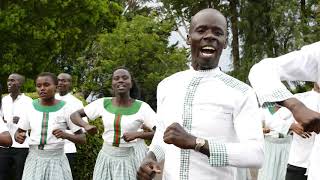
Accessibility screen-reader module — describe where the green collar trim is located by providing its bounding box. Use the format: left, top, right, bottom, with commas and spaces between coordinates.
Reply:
33, 99, 66, 112
103, 98, 142, 115
267, 106, 276, 115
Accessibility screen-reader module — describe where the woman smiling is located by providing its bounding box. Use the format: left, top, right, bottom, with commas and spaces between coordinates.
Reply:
71, 67, 156, 180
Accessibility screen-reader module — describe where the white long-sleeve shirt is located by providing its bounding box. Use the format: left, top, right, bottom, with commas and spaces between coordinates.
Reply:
1, 94, 32, 148
249, 41, 320, 106
248, 41, 320, 180
149, 68, 264, 180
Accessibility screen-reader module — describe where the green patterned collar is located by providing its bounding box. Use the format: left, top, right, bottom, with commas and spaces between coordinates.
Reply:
103, 98, 142, 115
33, 99, 66, 112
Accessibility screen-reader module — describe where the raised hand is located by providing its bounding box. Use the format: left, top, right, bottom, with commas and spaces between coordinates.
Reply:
163, 122, 196, 149
290, 123, 312, 138
137, 156, 161, 180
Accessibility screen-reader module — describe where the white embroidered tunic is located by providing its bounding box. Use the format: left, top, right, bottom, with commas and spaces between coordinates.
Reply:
149, 68, 264, 180
1, 94, 32, 148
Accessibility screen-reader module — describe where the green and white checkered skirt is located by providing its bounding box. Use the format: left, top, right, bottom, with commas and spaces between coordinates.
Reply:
22, 146, 72, 180
134, 139, 148, 167
236, 168, 252, 180
258, 135, 292, 180
93, 143, 137, 180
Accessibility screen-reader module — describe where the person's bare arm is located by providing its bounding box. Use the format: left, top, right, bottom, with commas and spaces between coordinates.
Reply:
52, 129, 86, 144
279, 98, 320, 133
123, 126, 156, 142
70, 109, 97, 135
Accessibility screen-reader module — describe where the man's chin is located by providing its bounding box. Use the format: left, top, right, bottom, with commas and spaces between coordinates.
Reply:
198, 60, 218, 70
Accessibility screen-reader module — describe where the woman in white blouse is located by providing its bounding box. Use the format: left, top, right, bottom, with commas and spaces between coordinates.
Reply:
71, 67, 156, 180
15, 72, 86, 180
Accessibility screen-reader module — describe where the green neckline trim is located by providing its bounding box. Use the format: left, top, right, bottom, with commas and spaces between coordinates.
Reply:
103, 98, 142, 115
267, 106, 276, 115
33, 99, 66, 112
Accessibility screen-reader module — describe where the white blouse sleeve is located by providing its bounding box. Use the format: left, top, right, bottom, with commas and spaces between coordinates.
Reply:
249, 41, 320, 106
141, 102, 156, 129
84, 98, 104, 121
64, 105, 82, 133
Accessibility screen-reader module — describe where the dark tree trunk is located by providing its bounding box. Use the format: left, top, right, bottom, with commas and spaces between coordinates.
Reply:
229, 0, 240, 70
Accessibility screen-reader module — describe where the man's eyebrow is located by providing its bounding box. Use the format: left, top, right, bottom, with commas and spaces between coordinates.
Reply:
194, 25, 207, 29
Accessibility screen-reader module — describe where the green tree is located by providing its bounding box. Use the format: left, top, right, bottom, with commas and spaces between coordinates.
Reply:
0, 0, 122, 89
77, 14, 188, 108
233, 0, 320, 82
159, 0, 320, 83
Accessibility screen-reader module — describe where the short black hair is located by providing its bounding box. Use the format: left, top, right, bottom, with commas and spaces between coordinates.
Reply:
36, 72, 58, 85
112, 66, 141, 99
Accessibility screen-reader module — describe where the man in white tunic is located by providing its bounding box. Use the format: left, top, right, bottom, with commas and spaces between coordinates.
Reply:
137, 8, 264, 180
248, 41, 320, 180
0, 74, 32, 180
55, 73, 86, 175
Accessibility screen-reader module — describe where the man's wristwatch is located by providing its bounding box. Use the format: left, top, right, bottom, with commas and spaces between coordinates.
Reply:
194, 137, 206, 151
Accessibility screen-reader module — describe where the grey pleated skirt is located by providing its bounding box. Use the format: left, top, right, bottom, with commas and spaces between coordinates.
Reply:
133, 139, 148, 167
22, 146, 72, 180
236, 168, 252, 180
93, 143, 137, 180
258, 135, 292, 180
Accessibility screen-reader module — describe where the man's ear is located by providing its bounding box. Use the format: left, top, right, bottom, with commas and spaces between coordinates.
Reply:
187, 34, 191, 45
223, 39, 227, 49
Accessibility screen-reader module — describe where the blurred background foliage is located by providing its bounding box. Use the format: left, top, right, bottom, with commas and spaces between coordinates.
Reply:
1, 0, 320, 179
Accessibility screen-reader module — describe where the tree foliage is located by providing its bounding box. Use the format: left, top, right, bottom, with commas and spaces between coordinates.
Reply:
1, 0, 320, 178
76, 14, 188, 108
159, 0, 320, 82
233, 0, 320, 81
0, 0, 122, 87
